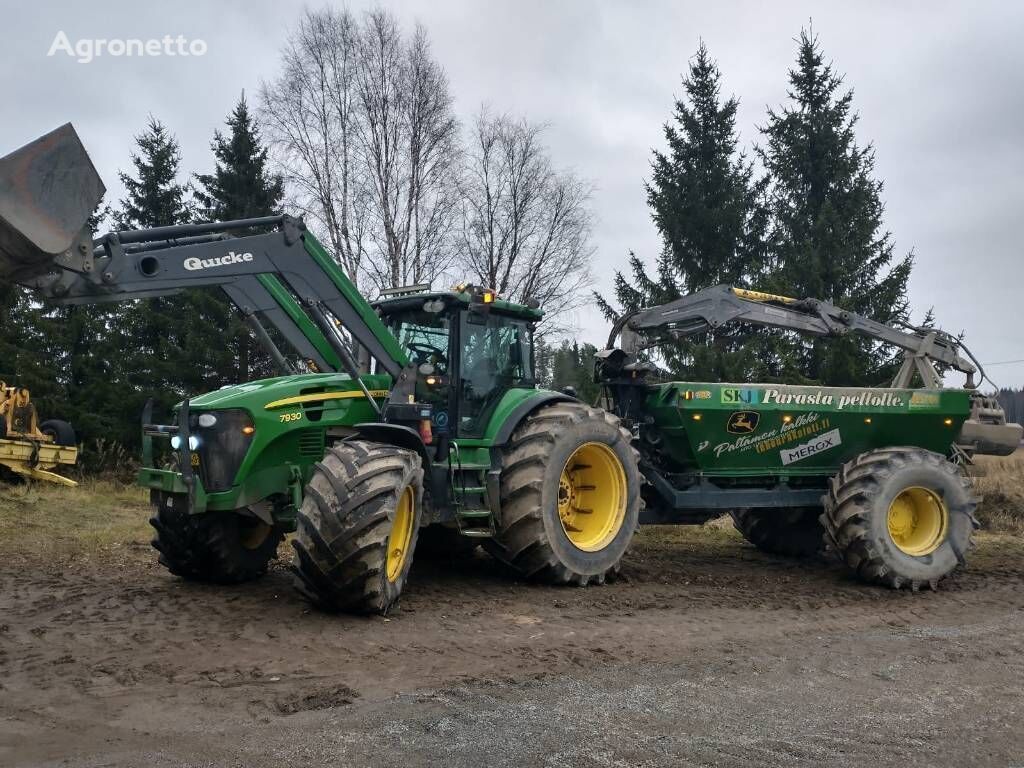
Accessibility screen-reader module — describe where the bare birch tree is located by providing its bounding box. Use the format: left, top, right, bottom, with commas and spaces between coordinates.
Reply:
456, 110, 594, 330
260, 8, 460, 294
356, 12, 460, 292
259, 8, 368, 284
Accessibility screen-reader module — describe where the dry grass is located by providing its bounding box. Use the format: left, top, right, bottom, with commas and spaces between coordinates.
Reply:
1, 448, 1021, 572
0, 478, 153, 569
974, 450, 1024, 534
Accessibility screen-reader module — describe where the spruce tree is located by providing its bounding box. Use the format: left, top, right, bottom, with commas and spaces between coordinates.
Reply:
596, 43, 767, 380
548, 341, 601, 403
757, 30, 912, 386
116, 117, 192, 229
195, 94, 285, 380
194, 93, 284, 222
3, 196, 134, 453
115, 118, 238, 429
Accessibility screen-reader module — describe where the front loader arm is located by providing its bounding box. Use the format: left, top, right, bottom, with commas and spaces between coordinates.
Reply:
609, 285, 978, 389
25, 216, 410, 380
0, 124, 409, 383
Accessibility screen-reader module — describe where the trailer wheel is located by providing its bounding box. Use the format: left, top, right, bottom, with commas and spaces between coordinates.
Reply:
292, 441, 423, 614
486, 402, 641, 585
730, 506, 824, 558
821, 447, 979, 590
39, 419, 75, 446
149, 493, 284, 584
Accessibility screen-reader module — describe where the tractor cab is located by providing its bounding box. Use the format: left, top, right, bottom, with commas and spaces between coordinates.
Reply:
374, 285, 542, 440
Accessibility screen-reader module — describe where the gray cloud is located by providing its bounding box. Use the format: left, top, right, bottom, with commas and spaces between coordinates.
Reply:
4, 0, 1022, 384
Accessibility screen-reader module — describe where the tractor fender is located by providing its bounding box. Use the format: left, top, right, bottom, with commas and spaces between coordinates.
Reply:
349, 422, 447, 503
351, 422, 431, 465
489, 392, 577, 447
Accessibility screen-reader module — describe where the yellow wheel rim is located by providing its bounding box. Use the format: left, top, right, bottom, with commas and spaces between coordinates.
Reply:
887, 486, 948, 556
386, 486, 415, 581
239, 519, 272, 550
558, 442, 627, 552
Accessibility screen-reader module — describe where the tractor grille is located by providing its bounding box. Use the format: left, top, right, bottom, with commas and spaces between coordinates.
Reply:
192, 410, 254, 492
298, 429, 325, 458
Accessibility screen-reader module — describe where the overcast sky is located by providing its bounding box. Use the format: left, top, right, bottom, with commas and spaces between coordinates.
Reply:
5, 1, 1023, 385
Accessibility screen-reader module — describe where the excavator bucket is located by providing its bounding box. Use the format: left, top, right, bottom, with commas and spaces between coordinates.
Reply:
0, 123, 104, 282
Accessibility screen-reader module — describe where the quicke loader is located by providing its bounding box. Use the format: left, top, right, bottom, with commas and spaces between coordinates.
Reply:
1, 124, 1019, 612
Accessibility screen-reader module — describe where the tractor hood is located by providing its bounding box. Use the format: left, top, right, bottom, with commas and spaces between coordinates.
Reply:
182, 372, 392, 411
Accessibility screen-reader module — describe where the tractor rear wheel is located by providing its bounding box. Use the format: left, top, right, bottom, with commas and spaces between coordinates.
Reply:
730, 507, 824, 558
822, 447, 979, 590
292, 441, 423, 614
485, 402, 641, 585
149, 492, 284, 584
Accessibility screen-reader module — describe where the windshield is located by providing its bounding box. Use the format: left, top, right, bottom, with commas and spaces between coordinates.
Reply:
386, 310, 450, 374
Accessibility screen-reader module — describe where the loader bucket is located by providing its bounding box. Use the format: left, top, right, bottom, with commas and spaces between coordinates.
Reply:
0, 123, 104, 282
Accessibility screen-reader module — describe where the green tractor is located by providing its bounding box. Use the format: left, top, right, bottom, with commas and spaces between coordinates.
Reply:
2, 125, 1020, 611
0, 125, 641, 613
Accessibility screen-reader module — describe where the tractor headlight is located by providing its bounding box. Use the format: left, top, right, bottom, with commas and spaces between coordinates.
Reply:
170, 434, 200, 451
188, 410, 255, 492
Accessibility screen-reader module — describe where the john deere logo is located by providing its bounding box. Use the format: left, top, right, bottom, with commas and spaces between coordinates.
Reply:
721, 388, 760, 405
727, 410, 760, 434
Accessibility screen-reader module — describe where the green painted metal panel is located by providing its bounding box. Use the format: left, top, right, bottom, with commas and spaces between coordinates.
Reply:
301, 234, 410, 367
645, 382, 971, 476
255, 273, 342, 370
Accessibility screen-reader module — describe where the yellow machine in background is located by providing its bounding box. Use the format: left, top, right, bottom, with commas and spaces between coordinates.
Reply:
0, 382, 77, 486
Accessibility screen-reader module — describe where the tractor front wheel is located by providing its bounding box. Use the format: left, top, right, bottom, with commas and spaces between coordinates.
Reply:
149, 493, 284, 584
486, 402, 641, 585
730, 506, 825, 558
292, 441, 423, 614
822, 447, 979, 590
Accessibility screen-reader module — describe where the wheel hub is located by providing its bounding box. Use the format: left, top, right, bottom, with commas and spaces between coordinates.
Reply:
887, 486, 948, 556
386, 486, 415, 581
557, 442, 627, 552
239, 517, 272, 550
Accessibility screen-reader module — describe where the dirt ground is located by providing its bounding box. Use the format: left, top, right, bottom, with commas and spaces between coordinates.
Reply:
2, 517, 1024, 767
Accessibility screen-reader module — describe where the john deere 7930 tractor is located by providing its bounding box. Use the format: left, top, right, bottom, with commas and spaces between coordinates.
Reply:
1, 124, 1019, 611
0, 125, 641, 613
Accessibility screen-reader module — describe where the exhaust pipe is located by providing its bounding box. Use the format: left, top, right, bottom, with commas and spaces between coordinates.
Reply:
0, 124, 104, 282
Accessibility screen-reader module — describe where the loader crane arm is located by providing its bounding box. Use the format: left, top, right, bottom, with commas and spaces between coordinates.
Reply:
0, 124, 412, 390
0, 124, 428, 493
607, 285, 980, 389
24, 215, 411, 382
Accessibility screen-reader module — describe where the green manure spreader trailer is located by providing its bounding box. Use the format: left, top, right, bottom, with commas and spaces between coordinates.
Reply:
1, 124, 1019, 614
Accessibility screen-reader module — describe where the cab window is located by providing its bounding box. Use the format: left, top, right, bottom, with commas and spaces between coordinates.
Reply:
388, 311, 450, 375
458, 312, 534, 437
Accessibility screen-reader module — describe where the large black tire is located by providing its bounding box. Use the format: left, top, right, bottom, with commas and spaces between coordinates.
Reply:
822, 447, 979, 590
292, 441, 423, 614
730, 507, 825, 558
485, 402, 641, 585
149, 492, 284, 584
39, 419, 75, 446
